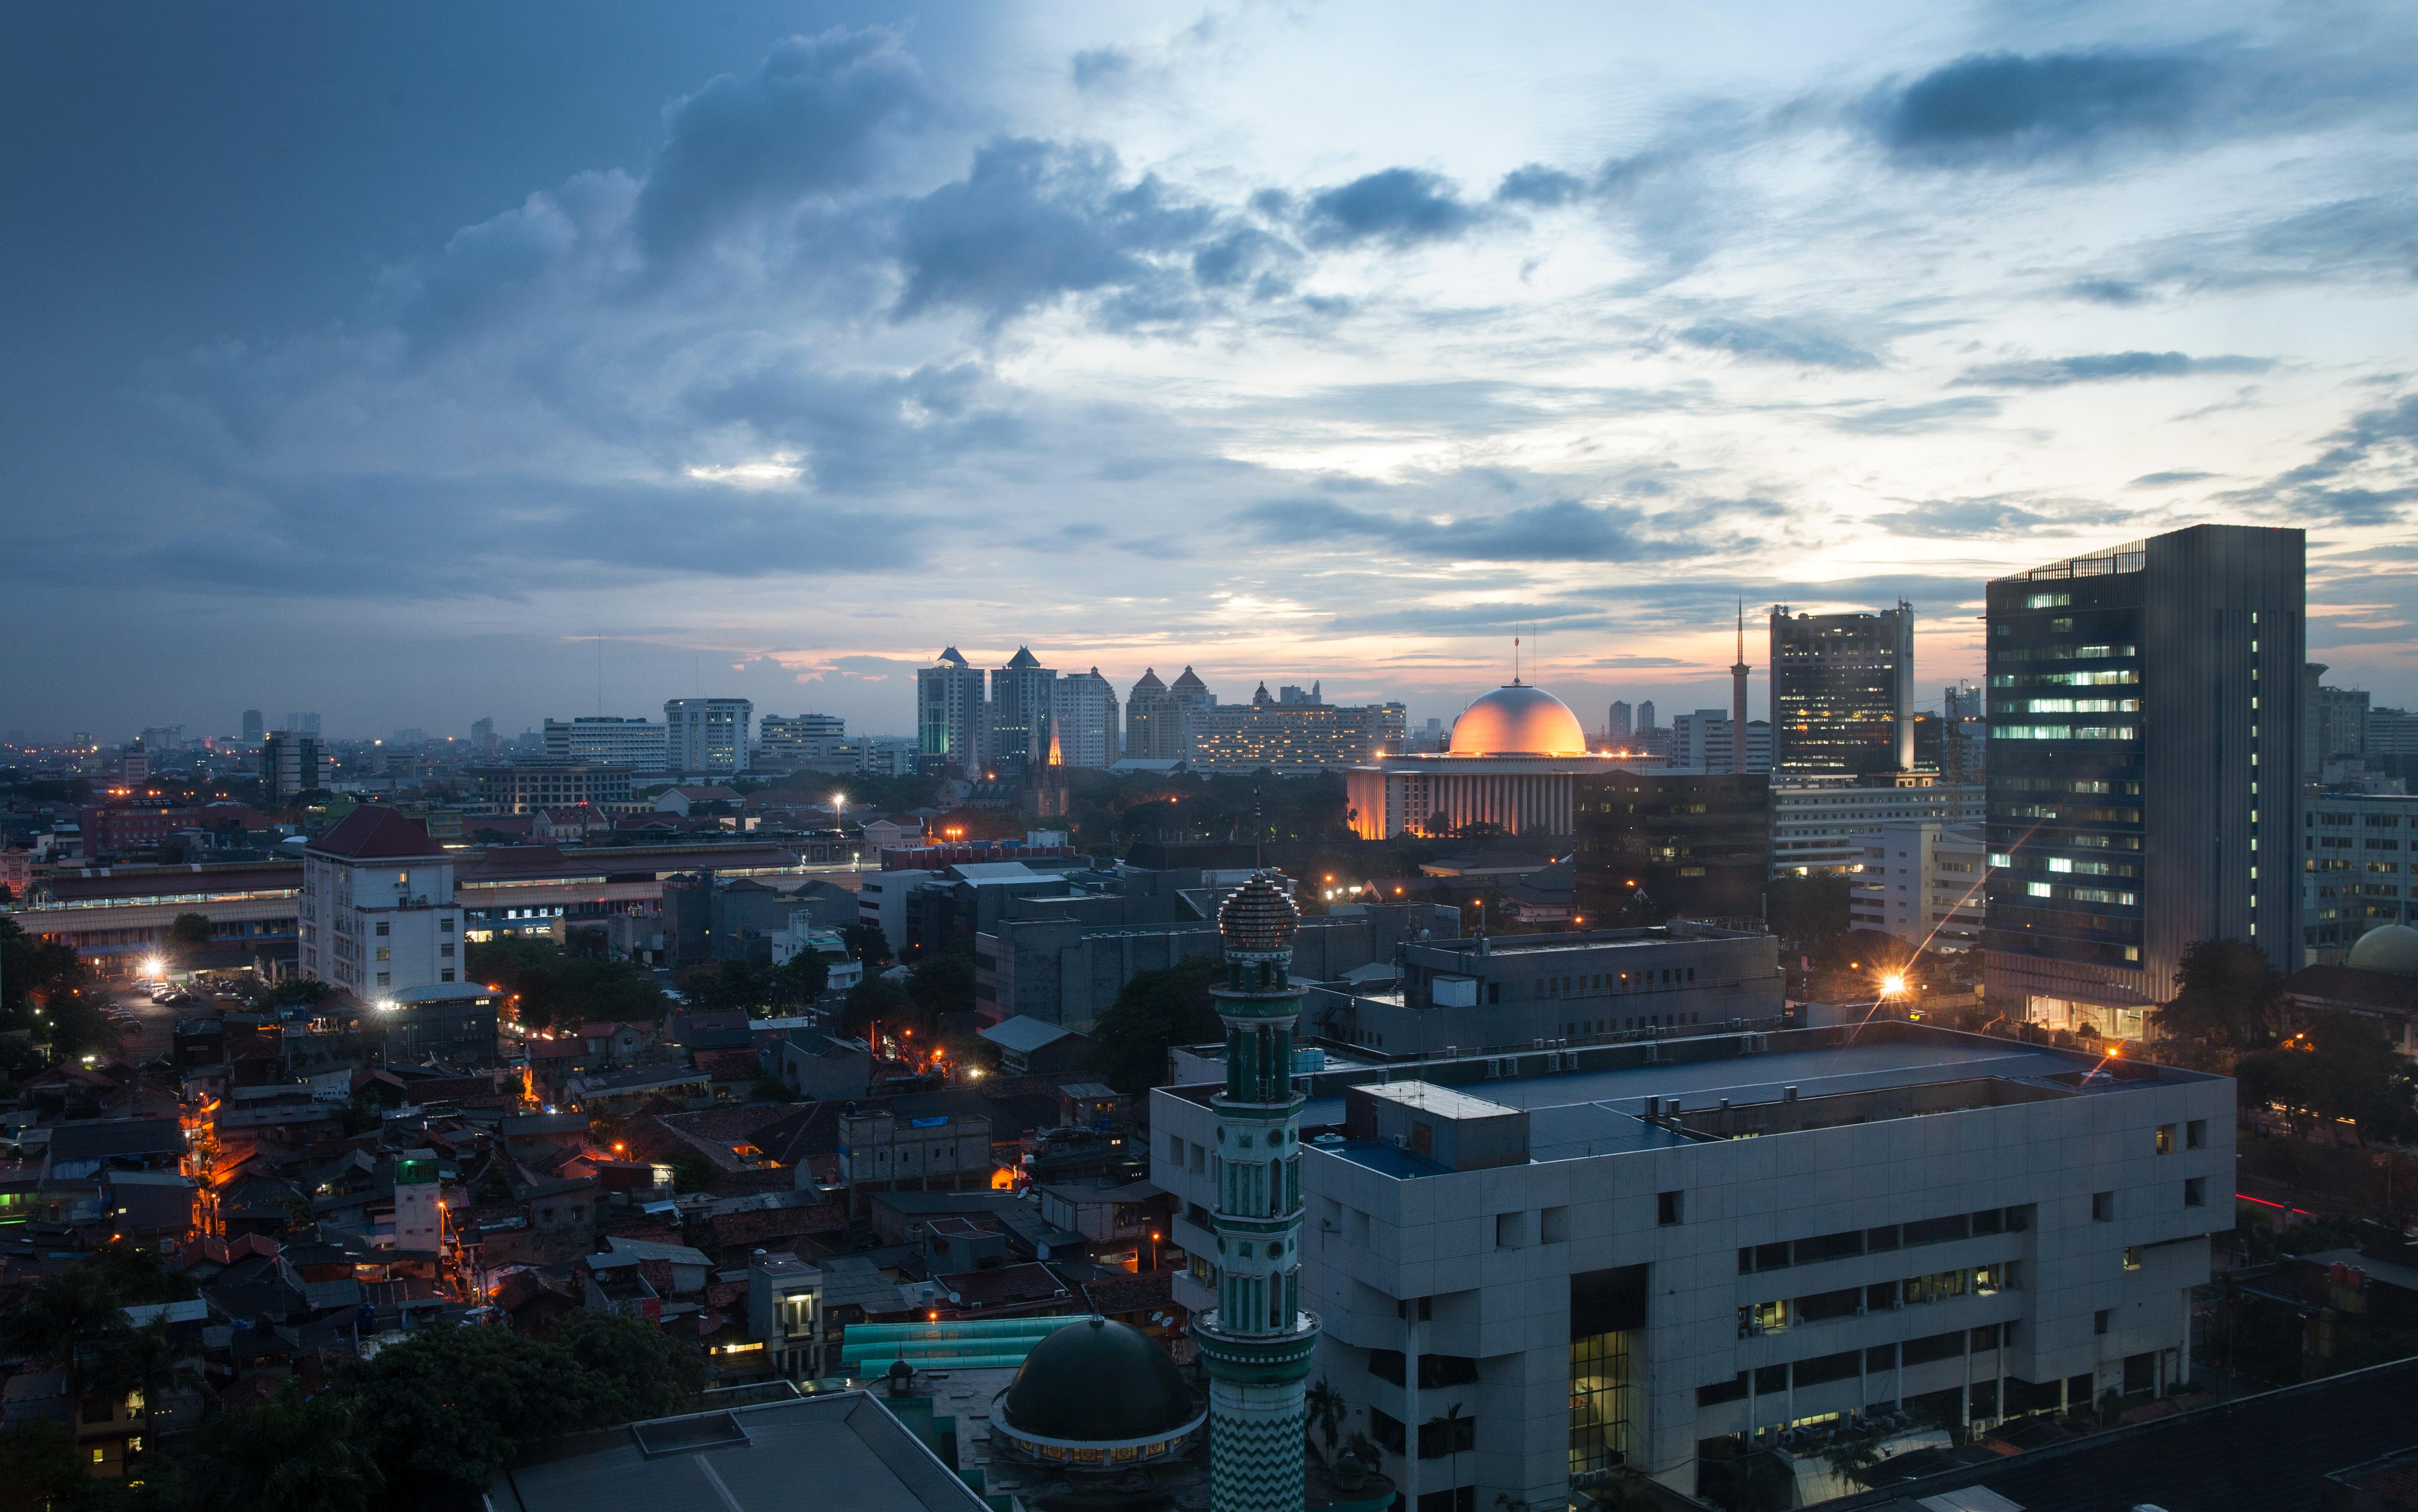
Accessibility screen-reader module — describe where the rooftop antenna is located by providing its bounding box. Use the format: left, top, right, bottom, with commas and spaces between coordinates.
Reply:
1513, 629, 1522, 686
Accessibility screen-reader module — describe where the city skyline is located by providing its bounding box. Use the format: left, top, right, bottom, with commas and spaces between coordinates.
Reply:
5, 3, 2417, 736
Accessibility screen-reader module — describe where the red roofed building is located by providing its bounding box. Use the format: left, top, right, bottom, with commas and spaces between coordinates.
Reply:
300, 807, 465, 996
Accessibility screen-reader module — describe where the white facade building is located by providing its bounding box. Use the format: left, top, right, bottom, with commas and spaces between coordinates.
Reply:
1851, 821, 1989, 951
1049, 668, 1122, 768
758, 713, 847, 768
1152, 1025, 2230, 1508
1770, 780, 1986, 877
300, 807, 466, 997
1669, 711, 1772, 773
542, 716, 668, 771
664, 698, 753, 777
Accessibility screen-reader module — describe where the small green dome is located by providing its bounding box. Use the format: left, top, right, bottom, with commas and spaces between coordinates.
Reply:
1001, 1317, 1196, 1443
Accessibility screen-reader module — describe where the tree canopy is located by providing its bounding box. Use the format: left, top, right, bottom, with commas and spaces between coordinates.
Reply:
166, 911, 216, 954
466, 936, 670, 1029
2159, 938, 2284, 1049
2235, 1011, 2418, 1143
1089, 954, 1224, 1093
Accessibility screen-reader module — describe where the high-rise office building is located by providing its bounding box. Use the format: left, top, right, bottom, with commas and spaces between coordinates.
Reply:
240, 709, 265, 742
261, 731, 326, 803
1190, 685, 1405, 774
1607, 700, 1632, 743
987, 647, 1056, 768
471, 717, 498, 753
1637, 700, 1657, 732
1769, 601, 1916, 775
284, 712, 321, 735
1049, 668, 1121, 768
1985, 525, 2305, 1040
1126, 666, 1216, 761
543, 716, 669, 769
664, 697, 753, 777
2299, 666, 2371, 763
918, 648, 990, 768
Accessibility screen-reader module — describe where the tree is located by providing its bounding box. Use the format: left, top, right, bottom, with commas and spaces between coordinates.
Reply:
1305, 1376, 1346, 1458
36, 989, 123, 1063
907, 945, 978, 1021
189, 1382, 383, 1512
2236, 1011, 2418, 1143
842, 922, 893, 969
165, 912, 215, 957
0, 916, 83, 1018
1089, 955, 1224, 1093
347, 1325, 593, 1490
1766, 875, 1849, 950
1814, 1416, 1890, 1489
838, 974, 914, 1043
2, 1257, 130, 1388
95, 1317, 202, 1460
2159, 938, 2283, 1049
260, 977, 335, 1009
0, 1421, 88, 1512
468, 936, 668, 1030
555, 1310, 708, 1423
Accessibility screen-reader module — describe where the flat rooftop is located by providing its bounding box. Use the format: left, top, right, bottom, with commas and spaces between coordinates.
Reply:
1170, 1023, 2204, 1174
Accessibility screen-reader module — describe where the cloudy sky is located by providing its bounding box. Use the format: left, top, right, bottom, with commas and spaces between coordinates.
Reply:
6, 0, 2415, 743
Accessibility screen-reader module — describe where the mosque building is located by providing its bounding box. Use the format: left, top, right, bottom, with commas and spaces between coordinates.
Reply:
1344, 681, 1654, 839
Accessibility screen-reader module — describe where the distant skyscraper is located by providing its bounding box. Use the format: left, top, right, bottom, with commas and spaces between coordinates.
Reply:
1769, 601, 1915, 775
1637, 700, 1657, 732
918, 648, 989, 767
240, 709, 265, 742
1050, 668, 1121, 768
1126, 666, 1215, 761
471, 717, 497, 753
284, 712, 321, 735
664, 697, 752, 777
261, 731, 325, 803
988, 647, 1057, 768
1985, 524, 2305, 1039
1607, 700, 1632, 742
2299, 665, 2371, 763
1670, 710, 1772, 772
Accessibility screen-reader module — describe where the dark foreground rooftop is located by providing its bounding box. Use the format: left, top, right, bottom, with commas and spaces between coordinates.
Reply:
1833, 1356, 2418, 1512
489, 1391, 988, 1512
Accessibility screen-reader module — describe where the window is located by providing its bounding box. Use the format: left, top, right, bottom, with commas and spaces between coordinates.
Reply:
375, 921, 390, 936
2186, 1119, 2207, 1150
1541, 1205, 1569, 1243
1368, 1349, 1406, 1385
1902, 1331, 1965, 1365
2122, 1246, 2143, 1271
440, 969, 455, 982
1496, 1211, 1527, 1249
1169, 1134, 1184, 1165
1696, 1373, 1748, 1407
440, 916, 454, 932
1865, 1343, 1898, 1372
2094, 1309, 2111, 1336
1658, 1191, 1683, 1227
1796, 1286, 1861, 1323
439, 943, 454, 957
2185, 1177, 2207, 1207
1793, 1350, 1860, 1388
2155, 1124, 2175, 1155
2092, 1191, 2116, 1223
375, 972, 391, 987
375, 946, 391, 961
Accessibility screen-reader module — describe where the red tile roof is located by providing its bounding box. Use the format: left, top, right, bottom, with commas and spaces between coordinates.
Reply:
307, 806, 444, 861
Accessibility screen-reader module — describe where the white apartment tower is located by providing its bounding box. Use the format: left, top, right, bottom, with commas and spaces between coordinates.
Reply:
300, 808, 465, 997
664, 698, 753, 777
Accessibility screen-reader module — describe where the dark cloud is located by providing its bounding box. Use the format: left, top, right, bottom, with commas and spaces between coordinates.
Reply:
1675, 318, 1879, 371
1496, 164, 1586, 207
2244, 194, 2418, 284
1300, 168, 1480, 249
1867, 499, 2059, 537
1829, 397, 2001, 434
2227, 393, 2418, 526
632, 27, 930, 263
2067, 278, 2151, 305
1953, 350, 2273, 386
1324, 601, 1611, 635
1070, 47, 1133, 92
1240, 495, 1687, 563
2128, 470, 2215, 488
1871, 49, 2212, 165
892, 140, 1217, 326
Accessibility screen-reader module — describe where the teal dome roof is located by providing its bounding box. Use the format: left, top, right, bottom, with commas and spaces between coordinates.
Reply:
1001, 1317, 1197, 1443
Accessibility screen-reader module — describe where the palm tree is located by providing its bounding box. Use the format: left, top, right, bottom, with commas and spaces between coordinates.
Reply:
95, 1317, 204, 1459
190, 1382, 384, 1512
2, 1267, 129, 1392
1304, 1376, 1347, 1460
1422, 1402, 1472, 1502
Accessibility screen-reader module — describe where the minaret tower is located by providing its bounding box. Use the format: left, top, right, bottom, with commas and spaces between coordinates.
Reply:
1730, 600, 1750, 774
1193, 874, 1321, 1512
